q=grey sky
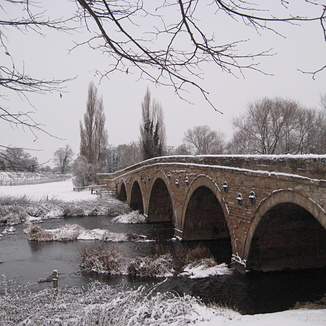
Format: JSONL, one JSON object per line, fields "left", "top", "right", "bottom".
{"left": 1, "top": 1, "right": 326, "bottom": 166}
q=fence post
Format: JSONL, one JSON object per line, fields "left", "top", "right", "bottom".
{"left": 52, "top": 270, "right": 58, "bottom": 288}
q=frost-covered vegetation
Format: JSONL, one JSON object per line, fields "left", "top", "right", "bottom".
{"left": 80, "top": 243, "right": 232, "bottom": 279}
{"left": 112, "top": 211, "right": 146, "bottom": 224}
{"left": 1, "top": 277, "right": 326, "bottom": 326}
{"left": 0, "top": 195, "right": 131, "bottom": 226}
{"left": 0, "top": 278, "right": 237, "bottom": 326}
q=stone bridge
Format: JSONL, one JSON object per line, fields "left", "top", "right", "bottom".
{"left": 98, "top": 155, "right": 326, "bottom": 272}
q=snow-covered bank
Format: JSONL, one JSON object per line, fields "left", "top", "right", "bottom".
{"left": 1, "top": 280, "right": 325, "bottom": 326}
{"left": 0, "top": 179, "right": 133, "bottom": 226}
{"left": 26, "top": 223, "right": 130, "bottom": 242}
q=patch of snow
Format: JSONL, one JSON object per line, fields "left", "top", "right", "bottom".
{"left": 77, "top": 228, "right": 107, "bottom": 240}
{"left": 102, "top": 230, "right": 129, "bottom": 242}
{"left": 181, "top": 261, "right": 232, "bottom": 279}
{"left": 231, "top": 253, "right": 247, "bottom": 268}
{"left": 2, "top": 226, "right": 16, "bottom": 234}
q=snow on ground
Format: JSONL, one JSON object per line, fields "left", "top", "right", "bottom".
{"left": 193, "top": 306, "right": 326, "bottom": 326}
{"left": 0, "top": 179, "right": 95, "bottom": 201}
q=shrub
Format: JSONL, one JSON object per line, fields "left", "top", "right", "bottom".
{"left": 127, "top": 254, "right": 174, "bottom": 278}
{"left": 80, "top": 246, "right": 127, "bottom": 275}
{"left": 27, "top": 224, "right": 54, "bottom": 241}
{"left": 27, "top": 224, "right": 85, "bottom": 241}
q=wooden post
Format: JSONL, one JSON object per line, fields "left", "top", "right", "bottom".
{"left": 52, "top": 270, "right": 58, "bottom": 288}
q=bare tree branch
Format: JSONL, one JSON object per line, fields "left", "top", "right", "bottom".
{"left": 1, "top": 0, "right": 75, "bottom": 145}
{"left": 74, "top": 0, "right": 326, "bottom": 110}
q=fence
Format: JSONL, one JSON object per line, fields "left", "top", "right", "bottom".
{"left": 0, "top": 176, "right": 69, "bottom": 186}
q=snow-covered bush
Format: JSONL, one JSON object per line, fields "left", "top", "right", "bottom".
{"left": 128, "top": 254, "right": 175, "bottom": 278}
{"left": 106, "top": 198, "right": 131, "bottom": 217}
{"left": 0, "top": 211, "right": 29, "bottom": 225}
{"left": 27, "top": 224, "right": 85, "bottom": 241}
{"left": 71, "top": 156, "right": 99, "bottom": 187}
{"left": 80, "top": 246, "right": 128, "bottom": 275}
{"left": 112, "top": 210, "right": 146, "bottom": 223}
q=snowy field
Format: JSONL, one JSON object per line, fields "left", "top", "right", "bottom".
{"left": 0, "top": 179, "right": 326, "bottom": 325}
{"left": 0, "top": 178, "right": 95, "bottom": 201}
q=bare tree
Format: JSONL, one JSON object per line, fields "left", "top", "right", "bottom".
{"left": 1, "top": 147, "right": 38, "bottom": 171}
{"left": 106, "top": 142, "right": 142, "bottom": 172}
{"left": 230, "top": 97, "right": 326, "bottom": 154}
{"left": 139, "top": 88, "right": 166, "bottom": 160}
{"left": 183, "top": 125, "right": 226, "bottom": 155}
{"left": 309, "top": 109, "right": 326, "bottom": 154}
{"left": 53, "top": 145, "right": 74, "bottom": 173}
{"left": 172, "top": 144, "right": 192, "bottom": 156}
{"left": 80, "top": 82, "right": 108, "bottom": 166}
{"left": 321, "top": 94, "right": 326, "bottom": 110}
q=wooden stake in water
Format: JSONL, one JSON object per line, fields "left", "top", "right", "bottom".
{"left": 52, "top": 270, "right": 58, "bottom": 288}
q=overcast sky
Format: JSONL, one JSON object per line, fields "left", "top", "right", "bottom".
{"left": 1, "top": 1, "right": 326, "bottom": 167}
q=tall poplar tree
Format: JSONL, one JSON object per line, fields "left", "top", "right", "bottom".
{"left": 139, "top": 88, "right": 166, "bottom": 160}
{"left": 80, "top": 82, "right": 108, "bottom": 166}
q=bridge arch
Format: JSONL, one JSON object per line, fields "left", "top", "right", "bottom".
{"left": 117, "top": 181, "right": 127, "bottom": 202}
{"left": 244, "top": 189, "right": 326, "bottom": 271}
{"left": 181, "top": 175, "right": 230, "bottom": 241}
{"left": 129, "top": 180, "right": 144, "bottom": 214}
{"left": 147, "top": 171, "right": 174, "bottom": 223}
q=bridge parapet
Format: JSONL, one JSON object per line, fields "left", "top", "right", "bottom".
{"left": 98, "top": 154, "right": 326, "bottom": 181}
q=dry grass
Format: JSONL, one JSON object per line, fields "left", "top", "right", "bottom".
{"left": 27, "top": 224, "right": 85, "bottom": 241}
{"left": 80, "top": 246, "right": 127, "bottom": 275}
{"left": 27, "top": 224, "right": 54, "bottom": 241}
{"left": 152, "top": 240, "right": 214, "bottom": 274}
{"left": 128, "top": 254, "right": 174, "bottom": 278}
{"left": 0, "top": 195, "right": 32, "bottom": 206}
{"left": 293, "top": 295, "right": 326, "bottom": 309}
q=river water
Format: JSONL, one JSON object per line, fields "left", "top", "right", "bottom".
{"left": 1, "top": 216, "right": 326, "bottom": 314}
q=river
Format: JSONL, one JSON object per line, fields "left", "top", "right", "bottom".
{"left": 1, "top": 215, "right": 326, "bottom": 314}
